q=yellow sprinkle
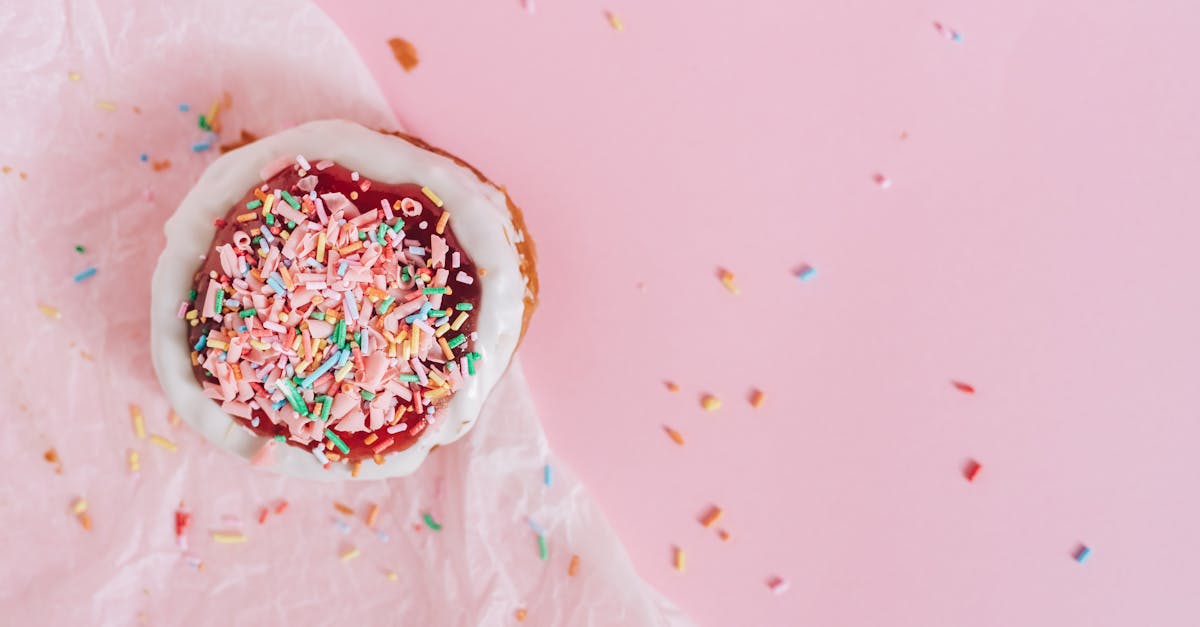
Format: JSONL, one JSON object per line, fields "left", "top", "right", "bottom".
{"left": 438, "top": 337, "right": 454, "bottom": 360}
{"left": 249, "top": 338, "right": 271, "bottom": 351}
{"left": 38, "top": 304, "right": 61, "bottom": 320}
{"left": 277, "top": 312, "right": 290, "bottom": 322}
{"left": 421, "top": 186, "right": 444, "bottom": 207}
{"left": 205, "top": 339, "right": 229, "bottom": 350}
{"left": 235, "top": 212, "right": 257, "bottom": 223}
{"left": 212, "top": 532, "right": 246, "bottom": 544}
{"left": 606, "top": 10, "right": 624, "bottom": 31}
{"left": 409, "top": 325, "right": 420, "bottom": 354}
{"left": 701, "top": 394, "right": 722, "bottom": 411}
{"left": 385, "top": 570, "right": 398, "bottom": 581}
{"left": 435, "top": 211, "right": 451, "bottom": 235}
{"left": 168, "top": 410, "right": 180, "bottom": 426}
{"left": 279, "top": 265, "right": 295, "bottom": 290}
{"left": 67, "top": 71, "right": 81, "bottom": 81}
{"left": 185, "top": 309, "right": 199, "bottom": 320}
{"left": 749, "top": 389, "right": 766, "bottom": 408}
{"left": 719, "top": 269, "right": 739, "bottom": 294}
{"left": 95, "top": 99, "right": 117, "bottom": 112}
{"left": 673, "top": 547, "right": 685, "bottom": 572}
{"left": 427, "top": 370, "right": 446, "bottom": 387}
{"left": 71, "top": 498, "right": 88, "bottom": 515}
{"left": 317, "top": 232, "right": 326, "bottom": 262}
{"left": 150, "top": 434, "right": 178, "bottom": 452}
{"left": 127, "top": 449, "right": 140, "bottom": 472}
{"left": 339, "top": 242, "right": 363, "bottom": 255}
{"left": 340, "top": 547, "right": 361, "bottom": 562}
{"left": 451, "top": 312, "right": 469, "bottom": 331}
{"left": 334, "top": 362, "right": 353, "bottom": 382}
{"left": 130, "top": 404, "right": 145, "bottom": 439}
{"left": 261, "top": 193, "right": 275, "bottom": 216}
{"left": 434, "top": 323, "right": 451, "bottom": 338}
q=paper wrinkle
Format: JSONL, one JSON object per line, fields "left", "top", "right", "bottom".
{"left": 0, "top": 1, "right": 689, "bottom": 625}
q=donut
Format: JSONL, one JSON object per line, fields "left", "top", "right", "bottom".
{"left": 150, "top": 120, "right": 538, "bottom": 480}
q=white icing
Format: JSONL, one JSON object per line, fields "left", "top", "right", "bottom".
{"left": 150, "top": 120, "right": 527, "bottom": 480}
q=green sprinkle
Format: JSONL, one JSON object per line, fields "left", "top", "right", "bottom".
{"left": 377, "top": 297, "right": 395, "bottom": 315}
{"left": 447, "top": 334, "right": 467, "bottom": 349}
{"left": 360, "top": 390, "right": 376, "bottom": 401}
{"left": 280, "top": 190, "right": 300, "bottom": 210}
{"left": 401, "top": 268, "right": 411, "bottom": 282}
{"left": 274, "top": 435, "right": 286, "bottom": 442}
{"left": 198, "top": 114, "right": 209, "bottom": 131}
{"left": 376, "top": 223, "right": 387, "bottom": 245}
{"left": 399, "top": 374, "right": 420, "bottom": 383}
{"left": 287, "top": 220, "right": 296, "bottom": 229}
{"left": 310, "top": 311, "right": 325, "bottom": 320}
{"left": 276, "top": 379, "right": 307, "bottom": 415}
{"left": 252, "top": 236, "right": 262, "bottom": 244}
{"left": 423, "top": 287, "right": 448, "bottom": 295}
{"left": 455, "top": 302, "right": 473, "bottom": 311}
{"left": 74, "top": 245, "right": 85, "bottom": 254}
{"left": 428, "top": 309, "right": 448, "bottom": 318}
{"left": 188, "top": 289, "right": 197, "bottom": 301}
{"left": 358, "top": 231, "right": 367, "bottom": 241}
{"left": 246, "top": 199, "right": 262, "bottom": 209}
{"left": 391, "top": 221, "right": 405, "bottom": 233}
{"left": 265, "top": 213, "right": 275, "bottom": 226}
{"left": 538, "top": 534, "right": 548, "bottom": 561}
{"left": 324, "top": 429, "right": 349, "bottom": 454}
{"left": 466, "top": 353, "right": 476, "bottom": 376}
{"left": 214, "top": 288, "right": 225, "bottom": 315}
{"left": 319, "top": 395, "right": 333, "bottom": 422}
{"left": 423, "top": 513, "right": 443, "bottom": 531}
{"left": 353, "top": 331, "right": 362, "bottom": 347}
{"left": 333, "top": 319, "right": 346, "bottom": 346}
{"left": 238, "top": 308, "right": 257, "bottom": 318}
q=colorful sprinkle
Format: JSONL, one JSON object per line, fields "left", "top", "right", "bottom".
{"left": 130, "top": 404, "right": 145, "bottom": 439}
{"left": 340, "top": 546, "right": 361, "bottom": 562}
{"left": 673, "top": 547, "right": 686, "bottom": 572}
{"left": 952, "top": 380, "right": 976, "bottom": 394}
{"left": 38, "top": 304, "right": 61, "bottom": 320}
{"left": 700, "top": 394, "right": 722, "bottom": 411}
{"left": 1074, "top": 545, "right": 1092, "bottom": 563}
{"left": 211, "top": 532, "right": 246, "bottom": 544}
{"left": 365, "top": 503, "right": 380, "bottom": 528}
{"left": 767, "top": 575, "right": 790, "bottom": 595}
{"left": 538, "top": 534, "right": 548, "bottom": 560}
{"left": 873, "top": 172, "right": 892, "bottom": 189}
{"left": 568, "top": 554, "right": 581, "bottom": 577}
{"left": 718, "top": 268, "right": 739, "bottom": 294}
{"left": 700, "top": 506, "right": 723, "bottom": 529}
{"left": 387, "top": 37, "right": 420, "bottom": 72}
{"left": 423, "top": 512, "right": 442, "bottom": 531}
{"left": 94, "top": 99, "right": 117, "bottom": 112}
{"left": 333, "top": 502, "right": 355, "bottom": 516}
{"left": 749, "top": 389, "right": 766, "bottom": 408}
{"left": 963, "top": 460, "right": 982, "bottom": 482}
{"left": 543, "top": 463, "right": 552, "bottom": 486}
{"left": 74, "top": 267, "right": 98, "bottom": 282}
{"left": 605, "top": 10, "right": 624, "bottom": 31}
{"left": 514, "top": 608, "right": 528, "bottom": 622}
{"left": 663, "top": 426, "right": 685, "bottom": 446}
{"left": 149, "top": 434, "right": 178, "bottom": 452}
{"left": 796, "top": 264, "right": 816, "bottom": 281}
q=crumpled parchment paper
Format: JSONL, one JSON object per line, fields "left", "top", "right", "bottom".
{"left": 0, "top": 1, "right": 690, "bottom": 624}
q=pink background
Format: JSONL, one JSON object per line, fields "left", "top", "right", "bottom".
{"left": 313, "top": 0, "right": 1200, "bottom": 625}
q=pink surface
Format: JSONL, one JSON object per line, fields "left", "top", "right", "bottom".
{"left": 313, "top": 1, "right": 1200, "bottom": 625}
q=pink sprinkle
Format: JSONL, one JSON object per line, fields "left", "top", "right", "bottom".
{"left": 387, "top": 423, "right": 409, "bottom": 434}
{"left": 177, "top": 301, "right": 189, "bottom": 318}
{"left": 382, "top": 198, "right": 394, "bottom": 221}
{"left": 296, "top": 155, "right": 311, "bottom": 171}
{"left": 521, "top": 0, "right": 535, "bottom": 14}
{"left": 766, "top": 576, "right": 790, "bottom": 595}
{"left": 455, "top": 271, "right": 474, "bottom": 285}
{"left": 873, "top": 173, "right": 892, "bottom": 189}
{"left": 315, "top": 159, "right": 334, "bottom": 171}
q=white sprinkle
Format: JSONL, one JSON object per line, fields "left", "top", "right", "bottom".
{"left": 455, "top": 271, "right": 474, "bottom": 285}
{"left": 351, "top": 171, "right": 360, "bottom": 181}
{"left": 387, "top": 423, "right": 409, "bottom": 434}
{"left": 296, "top": 155, "right": 311, "bottom": 170}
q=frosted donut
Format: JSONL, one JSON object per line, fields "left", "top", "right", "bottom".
{"left": 150, "top": 120, "right": 537, "bottom": 480}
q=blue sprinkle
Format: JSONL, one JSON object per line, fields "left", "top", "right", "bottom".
{"left": 178, "top": 103, "right": 190, "bottom": 112}
{"left": 337, "top": 261, "right": 348, "bottom": 276}
{"left": 527, "top": 517, "right": 547, "bottom": 536}
{"left": 272, "top": 399, "right": 287, "bottom": 411}
{"left": 408, "top": 246, "right": 425, "bottom": 256}
{"left": 333, "top": 519, "right": 351, "bottom": 534}
{"left": 192, "top": 141, "right": 211, "bottom": 152}
{"left": 1075, "top": 546, "right": 1092, "bottom": 563}
{"left": 193, "top": 333, "right": 208, "bottom": 352}
{"left": 797, "top": 265, "right": 816, "bottom": 281}
{"left": 544, "top": 463, "right": 552, "bottom": 487}
{"left": 139, "top": 153, "right": 148, "bottom": 162}
{"left": 952, "top": 32, "right": 963, "bottom": 43}
{"left": 336, "top": 348, "right": 351, "bottom": 368}
{"left": 73, "top": 266, "right": 98, "bottom": 283}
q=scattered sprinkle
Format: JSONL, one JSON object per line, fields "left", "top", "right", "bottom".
{"left": 1074, "top": 545, "right": 1092, "bottom": 563}
{"left": 538, "top": 534, "right": 548, "bottom": 560}
{"left": 95, "top": 99, "right": 117, "bottom": 112}
{"left": 78, "top": 513, "right": 93, "bottom": 530}
{"left": 664, "top": 380, "right": 680, "bottom": 392}
{"left": 43, "top": 448, "right": 63, "bottom": 474}
{"left": 952, "top": 380, "right": 976, "bottom": 394}
{"left": 873, "top": 172, "right": 892, "bottom": 189}
{"left": 334, "top": 502, "right": 355, "bottom": 516}
{"left": 365, "top": 503, "right": 380, "bottom": 528}
{"left": 700, "top": 394, "right": 722, "bottom": 411}
{"left": 38, "top": 304, "right": 61, "bottom": 320}
{"left": 127, "top": 449, "right": 140, "bottom": 474}
{"left": 964, "top": 459, "right": 982, "bottom": 482}
{"left": 340, "top": 546, "right": 361, "bottom": 562}
{"left": 168, "top": 409, "right": 181, "bottom": 426}
{"left": 700, "top": 506, "right": 723, "bottom": 529}
{"left": 151, "top": 159, "right": 171, "bottom": 172}
{"left": 386, "top": 570, "right": 399, "bottom": 581}
{"left": 74, "top": 245, "right": 86, "bottom": 254}
{"left": 387, "top": 37, "right": 420, "bottom": 72}
{"left": 423, "top": 512, "right": 442, "bottom": 531}
{"left": 673, "top": 547, "right": 686, "bottom": 572}
{"left": 74, "top": 266, "right": 98, "bottom": 283}
{"left": 149, "top": 434, "right": 178, "bottom": 452}
{"left": 68, "top": 71, "right": 81, "bottom": 81}
{"left": 515, "top": 608, "right": 528, "bottom": 622}
{"left": 933, "top": 21, "right": 963, "bottom": 43}
{"left": 211, "top": 532, "right": 247, "bottom": 544}
{"left": 717, "top": 529, "right": 731, "bottom": 542}
{"left": 663, "top": 426, "right": 685, "bottom": 446}
{"left": 527, "top": 518, "right": 547, "bottom": 536}
{"left": 568, "top": 554, "right": 581, "bottom": 577}
{"left": 796, "top": 264, "right": 816, "bottom": 281}
{"left": 71, "top": 497, "right": 88, "bottom": 515}
{"left": 130, "top": 404, "right": 145, "bottom": 439}
{"left": 605, "top": 10, "right": 624, "bottom": 31}
{"left": 543, "top": 463, "right": 552, "bottom": 487}
{"left": 767, "top": 575, "right": 791, "bottom": 595}
{"left": 718, "top": 268, "right": 739, "bottom": 294}
{"left": 749, "top": 389, "right": 766, "bottom": 408}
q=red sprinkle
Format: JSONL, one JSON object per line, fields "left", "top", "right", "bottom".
{"left": 274, "top": 500, "right": 289, "bottom": 515}
{"left": 952, "top": 380, "right": 975, "bottom": 394}
{"left": 213, "top": 218, "right": 227, "bottom": 228}
{"left": 964, "top": 459, "right": 982, "bottom": 482}
{"left": 257, "top": 507, "right": 270, "bottom": 525}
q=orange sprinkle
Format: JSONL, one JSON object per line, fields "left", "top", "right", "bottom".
{"left": 44, "top": 448, "right": 62, "bottom": 474}
{"left": 365, "top": 503, "right": 380, "bottom": 528}
{"left": 663, "top": 426, "right": 685, "bottom": 446}
{"left": 351, "top": 460, "right": 362, "bottom": 477}
{"left": 334, "top": 502, "right": 355, "bottom": 516}
{"left": 673, "top": 547, "right": 686, "bottom": 572}
{"left": 717, "top": 529, "right": 731, "bottom": 542}
{"left": 568, "top": 554, "right": 581, "bottom": 577}
{"left": 749, "top": 389, "right": 766, "bottom": 408}
{"left": 274, "top": 500, "right": 289, "bottom": 515}
{"left": 952, "top": 380, "right": 976, "bottom": 394}
{"left": 605, "top": 10, "right": 624, "bottom": 31}
{"left": 700, "top": 394, "right": 721, "bottom": 411}
{"left": 718, "top": 268, "right": 739, "bottom": 294}
{"left": 235, "top": 212, "right": 257, "bottom": 223}
{"left": 664, "top": 380, "right": 680, "bottom": 392}
{"left": 130, "top": 404, "right": 145, "bottom": 439}
{"left": 94, "top": 99, "right": 116, "bottom": 111}
{"left": 78, "top": 512, "right": 93, "bottom": 531}
{"left": 435, "top": 210, "right": 451, "bottom": 235}
{"left": 514, "top": 608, "right": 528, "bottom": 622}
{"left": 373, "top": 454, "right": 385, "bottom": 465}
{"left": 151, "top": 159, "right": 171, "bottom": 171}
{"left": 700, "top": 506, "right": 723, "bottom": 528}
{"left": 387, "top": 37, "right": 420, "bottom": 72}
{"left": 168, "top": 409, "right": 181, "bottom": 426}
{"left": 71, "top": 498, "right": 88, "bottom": 515}
{"left": 364, "top": 433, "right": 379, "bottom": 446}
{"left": 338, "top": 242, "right": 363, "bottom": 255}
{"left": 340, "top": 546, "right": 360, "bottom": 562}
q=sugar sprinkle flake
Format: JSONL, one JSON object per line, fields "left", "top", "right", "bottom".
{"left": 95, "top": 100, "right": 117, "bottom": 112}
{"left": 796, "top": 264, "right": 816, "bottom": 281}
{"left": 717, "top": 268, "right": 739, "bottom": 294}
{"left": 568, "top": 553, "right": 581, "bottom": 577}
{"left": 749, "top": 389, "right": 766, "bottom": 408}
{"left": 130, "top": 404, "right": 146, "bottom": 439}
{"left": 543, "top": 463, "right": 553, "bottom": 487}
{"left": 873, "top": 172, "right": 892, "bottom": 189}
{"left": 212, "top": 531, "right": 247, "bottom": 544}
{"left": 699, "top": 505, "right": 723, "bottom": 528}
{"left": 149, "top": 434, "right": 178, "bottom": 452}
{"left": 74, "top": 266, "right": 98, "bottom": 283}
{"left": 663, "top": 426, "right": 685, "bottom": 446}
{"left": 388, "top": 37, "right": 420, "bottom": 72}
